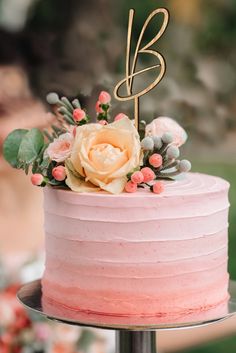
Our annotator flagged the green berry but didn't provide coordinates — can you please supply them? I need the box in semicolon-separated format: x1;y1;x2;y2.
141;137;154;151
162;132;173;144
166;146;180;159
152;136;163;149
179;160;191;173
46;92;60;105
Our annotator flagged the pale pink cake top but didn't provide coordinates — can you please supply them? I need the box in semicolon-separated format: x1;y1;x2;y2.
44;172;229;217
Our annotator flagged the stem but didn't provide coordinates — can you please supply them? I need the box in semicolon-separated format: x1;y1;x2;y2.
159;169;181;178
161;160;180;171
159;143;169;155
134;96;139;132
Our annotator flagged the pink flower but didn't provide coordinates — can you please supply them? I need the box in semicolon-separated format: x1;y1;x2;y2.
52;166;66;181
125;181;138;193
99;91;111;104
31;174;44;186
131;171;144;184
73;108;86;122
141;167;155;182
46;132;74;162
95;101;103;114
149;154;163;168
114;113;129;122
34;322;51;342
146;117;188;147
99;120;108;125
152;181;165;194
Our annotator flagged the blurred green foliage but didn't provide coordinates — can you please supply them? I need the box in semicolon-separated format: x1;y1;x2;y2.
192;163;236;278
199;1;236;55
181;335;236;353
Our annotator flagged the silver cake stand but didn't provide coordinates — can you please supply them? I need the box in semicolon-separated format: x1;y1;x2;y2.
18;279;236;353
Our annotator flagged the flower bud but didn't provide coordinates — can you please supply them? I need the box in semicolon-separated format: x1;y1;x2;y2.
99;91;111;104
95;101;103;114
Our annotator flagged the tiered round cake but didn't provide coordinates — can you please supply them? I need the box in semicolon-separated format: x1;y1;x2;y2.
42;172;230;323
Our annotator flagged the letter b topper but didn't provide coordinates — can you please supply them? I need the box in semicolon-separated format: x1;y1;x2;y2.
114;8;169;131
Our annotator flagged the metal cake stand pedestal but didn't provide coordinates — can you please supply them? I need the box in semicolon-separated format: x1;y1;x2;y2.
18;280;236;353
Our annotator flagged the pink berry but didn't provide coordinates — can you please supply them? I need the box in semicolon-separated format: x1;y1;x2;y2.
73;108;86;122
141;167;155;183
99;120;108;125
52;166;66;181
31;174;44;186
114;113;129;122
149;154;163;168
99;91;111;104
152;181;165;194
125;181;138;193
131;171;144;184
95;101;103;114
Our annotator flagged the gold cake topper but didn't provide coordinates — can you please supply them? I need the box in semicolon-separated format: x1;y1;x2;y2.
114;8;169;130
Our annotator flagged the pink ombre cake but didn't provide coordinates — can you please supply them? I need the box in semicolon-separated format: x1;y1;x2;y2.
42;172;230;323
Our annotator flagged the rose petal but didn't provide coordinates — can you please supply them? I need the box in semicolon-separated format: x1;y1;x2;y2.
65;166;100;193
95;176;127;194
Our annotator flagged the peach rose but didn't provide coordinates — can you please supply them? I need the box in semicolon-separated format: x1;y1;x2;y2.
146;117;187;147
65;117;141;194
46;132;74;162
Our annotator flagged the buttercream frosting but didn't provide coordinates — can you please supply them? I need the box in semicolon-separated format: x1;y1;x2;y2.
42;172;230;324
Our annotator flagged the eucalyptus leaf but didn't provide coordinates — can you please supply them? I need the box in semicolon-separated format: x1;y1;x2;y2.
40;157;50;171
43;129;54;142
18;128;45;165
72;99;81;109
3;129;28;168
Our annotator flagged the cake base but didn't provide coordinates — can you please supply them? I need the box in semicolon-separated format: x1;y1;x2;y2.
17;279;236;330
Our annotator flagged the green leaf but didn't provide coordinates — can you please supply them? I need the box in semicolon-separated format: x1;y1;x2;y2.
40;157;51;171
72;99;81;109
18;128;45;165
43;129;54;142
3;129;28;168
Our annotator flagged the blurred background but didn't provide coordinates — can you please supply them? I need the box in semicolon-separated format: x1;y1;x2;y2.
0;0;235;352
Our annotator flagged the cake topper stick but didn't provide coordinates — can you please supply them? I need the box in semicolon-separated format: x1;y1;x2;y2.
114;8;169;131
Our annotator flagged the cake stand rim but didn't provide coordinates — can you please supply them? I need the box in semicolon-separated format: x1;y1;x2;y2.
17;279;236;331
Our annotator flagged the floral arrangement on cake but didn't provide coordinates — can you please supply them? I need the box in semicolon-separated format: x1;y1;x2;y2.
3;90;191;195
